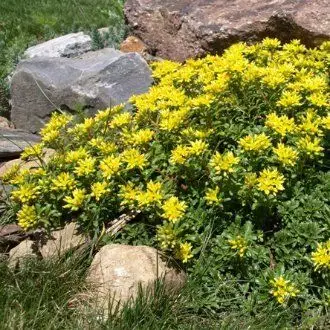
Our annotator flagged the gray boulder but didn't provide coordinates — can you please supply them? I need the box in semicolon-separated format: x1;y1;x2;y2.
125;0;330;62
24;32;93;59
10;48;152;133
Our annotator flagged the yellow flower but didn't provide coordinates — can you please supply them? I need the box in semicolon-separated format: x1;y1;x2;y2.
277;90;302;108
296;136;324;156
63;188;86;211
0;164;20;183
119;182;139;206
21;144;44;161
159;109;189;131
162;196;187;223
311;240;330;272
89;138;117;154
308;92;329;107
17;205;38;230
170;145;191;165
41;130;60;144
40;112;72;143
136;181;163;207
75;117;95;133
157;222;177;250
123;128;155;146
121;149;146;170
175;242;193;263
204;186;221;205
321;115;330;130
265;113;296;137
273;143;298;167
181;128;214;139
257;168;285;196
52;172;76;191
239;133;271;152
189;139;208;156
99;155;121;179
270;276;299;304
110;112;132;128
65;147;89;163
152;60;180;79
74;157;96;176
244;172;258;188
11;183;39;203
209;151;240;174
228;235;248;257
91;182;109;201
298;110;322;136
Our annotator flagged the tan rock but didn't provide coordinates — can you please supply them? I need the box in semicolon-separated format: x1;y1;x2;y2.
0;117;14;129
0;148;55;178
120;36;147;54
8;239;38;268
86;244;186;314
39;222;85;258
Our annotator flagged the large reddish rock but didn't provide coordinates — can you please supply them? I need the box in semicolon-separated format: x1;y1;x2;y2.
125;0;330;61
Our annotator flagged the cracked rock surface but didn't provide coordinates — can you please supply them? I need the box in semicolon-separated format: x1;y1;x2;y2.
10;48;152;133
125;0;330;62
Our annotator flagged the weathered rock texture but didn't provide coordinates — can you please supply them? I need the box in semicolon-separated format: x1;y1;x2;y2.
24;32;93;59
10;48;152;133
125;0;330;61
0;128;40;158
39;222;86;258
8;239;38;268
86;244;186;313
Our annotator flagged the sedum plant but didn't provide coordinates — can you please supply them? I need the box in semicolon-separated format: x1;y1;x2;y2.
2;39;330;309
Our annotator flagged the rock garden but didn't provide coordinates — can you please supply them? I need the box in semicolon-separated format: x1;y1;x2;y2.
0;0;329;328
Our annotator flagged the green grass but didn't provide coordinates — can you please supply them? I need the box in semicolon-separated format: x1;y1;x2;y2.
0;249;328;329
0;0;126;114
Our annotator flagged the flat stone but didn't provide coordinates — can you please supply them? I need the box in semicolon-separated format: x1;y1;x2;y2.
10;48;152;133
0;129;40;159
125;0;330;62
39;222;86;258
8;239;38;268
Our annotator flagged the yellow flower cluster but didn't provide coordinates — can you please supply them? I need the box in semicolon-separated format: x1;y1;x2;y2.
9;39;329;274
257;169;285;196
209;151;240;174
170;140;208;165
228;235;248;257
273;143;298;167
311;240;330;272
17;205;38;230
204;186;221;205
162;197;187;223
270;276;299;304
175;242;193;263
239;133;271;152
63;188;86;211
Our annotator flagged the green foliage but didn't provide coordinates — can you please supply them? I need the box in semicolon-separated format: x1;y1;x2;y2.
0;0;126;115
3;39;330;318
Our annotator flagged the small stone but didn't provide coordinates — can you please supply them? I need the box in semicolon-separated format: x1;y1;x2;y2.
120;36;147;54
86;244;186;315
39;222;86;258
0;117;14;129
8;239;38;268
